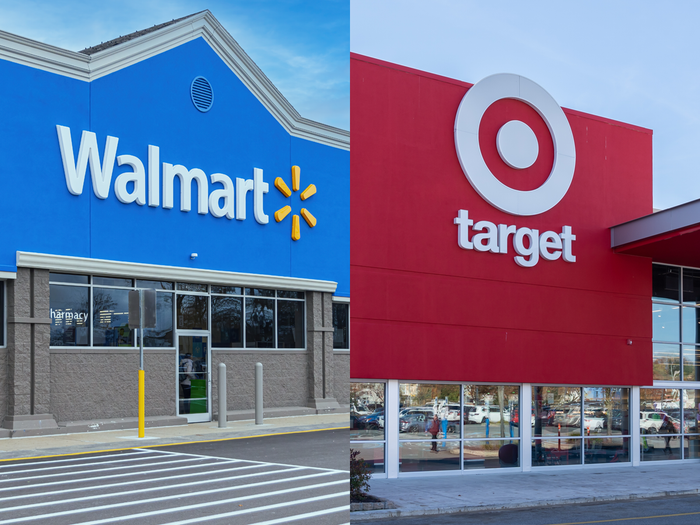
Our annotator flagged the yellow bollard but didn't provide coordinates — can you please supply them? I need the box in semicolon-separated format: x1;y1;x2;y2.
138;369;145;438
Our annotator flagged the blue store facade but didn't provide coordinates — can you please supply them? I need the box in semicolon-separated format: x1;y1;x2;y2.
0;11;349;436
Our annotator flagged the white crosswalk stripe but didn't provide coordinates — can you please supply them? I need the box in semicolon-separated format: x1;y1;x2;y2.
0;448;349;525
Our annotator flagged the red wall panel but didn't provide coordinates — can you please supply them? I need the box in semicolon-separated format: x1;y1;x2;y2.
351;54;653;385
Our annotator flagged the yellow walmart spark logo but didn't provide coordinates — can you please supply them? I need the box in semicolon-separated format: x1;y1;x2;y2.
274;165;317;241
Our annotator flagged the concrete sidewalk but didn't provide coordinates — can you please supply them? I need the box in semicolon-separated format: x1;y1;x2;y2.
351;462;700;520
0;412;348;460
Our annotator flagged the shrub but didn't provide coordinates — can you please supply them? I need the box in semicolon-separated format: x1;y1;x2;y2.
350;448;372;500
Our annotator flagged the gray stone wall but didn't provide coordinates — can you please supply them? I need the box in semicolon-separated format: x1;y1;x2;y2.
49;350;176;422
333;352;350;405
0;348;7;424
211;351;309;413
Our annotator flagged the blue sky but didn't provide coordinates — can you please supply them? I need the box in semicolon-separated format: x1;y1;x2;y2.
0;0;349;130
351;0;700;210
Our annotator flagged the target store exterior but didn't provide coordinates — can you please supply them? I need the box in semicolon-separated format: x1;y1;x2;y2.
350;54;700;475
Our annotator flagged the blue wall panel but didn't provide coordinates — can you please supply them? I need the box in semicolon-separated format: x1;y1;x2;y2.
0;37;349;293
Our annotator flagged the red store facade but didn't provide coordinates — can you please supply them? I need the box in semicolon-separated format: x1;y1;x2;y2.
350;53;700;476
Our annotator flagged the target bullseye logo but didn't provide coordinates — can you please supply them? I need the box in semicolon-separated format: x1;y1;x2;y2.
454;73;576;216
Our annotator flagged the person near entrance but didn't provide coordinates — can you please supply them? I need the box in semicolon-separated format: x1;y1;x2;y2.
428;414;440;452
180;353;195;414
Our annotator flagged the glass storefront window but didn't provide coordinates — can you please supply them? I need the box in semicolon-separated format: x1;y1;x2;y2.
211;296;242;348
640;388;682;462
246;297;274;347
177;294;208;330
137;280;174;290
50;284;89;346
399;440;461;473
533;386;581;437
463;439;520;470
464;384;520;440
682;346;700;381
211;285;242;295
351;383;385;441
652;303;680;342
583;387;629;437
143;293;174;347
653;265;680;302
653;343;681;381
278;290;304;299
682;268;700;304
332;303;349;349
277;300;304;348
533;438;583;466
50;273;88;284
93;276;133;287
93;287;133;347
682;306;700;344
177;282;208;292
246;288;274;297
351;443;385;475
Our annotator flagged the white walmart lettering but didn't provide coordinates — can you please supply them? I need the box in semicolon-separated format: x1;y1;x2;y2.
56;125;269;224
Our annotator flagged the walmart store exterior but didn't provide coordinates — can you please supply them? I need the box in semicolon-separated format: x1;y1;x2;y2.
0;12;349;437
351;54;700;475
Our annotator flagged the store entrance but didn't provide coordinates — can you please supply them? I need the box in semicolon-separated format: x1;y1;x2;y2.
177;332;210;423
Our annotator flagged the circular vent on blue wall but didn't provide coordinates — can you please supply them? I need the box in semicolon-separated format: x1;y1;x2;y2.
190;76;214;112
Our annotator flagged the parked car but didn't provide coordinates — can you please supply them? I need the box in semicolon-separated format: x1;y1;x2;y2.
639;411;667;434
468;405;510;424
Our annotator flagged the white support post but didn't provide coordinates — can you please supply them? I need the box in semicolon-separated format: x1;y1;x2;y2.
521;383;532;471
631;386;640;466
386;380;400;479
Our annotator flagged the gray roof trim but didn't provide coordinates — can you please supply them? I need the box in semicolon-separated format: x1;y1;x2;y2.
0;11;348;150
610;198;700;248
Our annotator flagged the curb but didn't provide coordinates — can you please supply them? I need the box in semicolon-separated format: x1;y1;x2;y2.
349;488;700;520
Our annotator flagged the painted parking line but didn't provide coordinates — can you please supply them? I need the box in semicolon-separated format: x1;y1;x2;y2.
552;511;700;524
0;448;349;525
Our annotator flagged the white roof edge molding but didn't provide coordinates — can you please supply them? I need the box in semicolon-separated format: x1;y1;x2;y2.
0;11;349;151
17;252;338;293
610;198;700;248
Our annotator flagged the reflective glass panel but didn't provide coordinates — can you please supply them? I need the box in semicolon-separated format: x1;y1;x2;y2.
533;386;581;437
682;307;700;344
178;335;208;415
682;346;700;382
50;273;88;284
652;265;680;302
683;389;700;434
177;295;208;330
93;288;133;347
583;437;629;464
93;276;133;287
351;383;385;440
398;440;461;472
463;439;520;470
532;438;582;466
333;303;349;349
464;384;520;439
177;282;208;292
583;387;630;436
143;293;173;347
653;343;681;381
400;384;460;441
641;434;682;461
245;298;274;347
277;300;304;348
351;443;385;474
278;290;304;299
211;285;242;295
683;268;700;304
137;280;173;290
652;304;680;342
211;296;242;348
684;436;700;459
246;288;274;297
50;284;90;346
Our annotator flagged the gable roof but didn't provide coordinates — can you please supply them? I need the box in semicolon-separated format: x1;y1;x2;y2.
0;10;348;150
